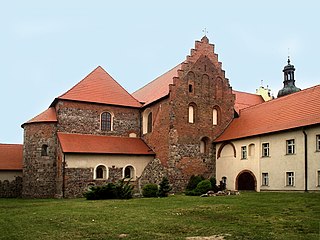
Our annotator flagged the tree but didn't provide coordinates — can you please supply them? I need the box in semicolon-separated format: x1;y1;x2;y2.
158;177;172;197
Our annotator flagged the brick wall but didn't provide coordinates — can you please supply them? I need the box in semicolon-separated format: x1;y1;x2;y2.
142;37;235;192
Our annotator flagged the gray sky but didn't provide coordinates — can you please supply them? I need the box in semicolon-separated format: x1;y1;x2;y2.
1;1;320;143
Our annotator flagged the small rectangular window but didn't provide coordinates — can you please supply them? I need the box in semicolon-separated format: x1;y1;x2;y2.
316;135;320;151
188;84;193;93
286;139;295;154
262;173;269;186
286;172;294;186
241;146;247;159
262;143;269;157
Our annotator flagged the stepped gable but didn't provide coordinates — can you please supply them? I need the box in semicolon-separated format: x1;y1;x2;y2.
23;107;57;126
215;84;320;142
0;144;23;170
57;66;141;108
58;133;155;155
233;90;264;113
133;36;231;106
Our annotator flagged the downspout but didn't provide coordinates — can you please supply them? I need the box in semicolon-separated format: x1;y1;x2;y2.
62;154;66;198
302;130;308;192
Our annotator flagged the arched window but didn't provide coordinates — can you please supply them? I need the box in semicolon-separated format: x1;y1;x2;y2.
123;165;135;179
188;104;196;123
200;137;210;154
147;112;152;133
101;112;112;131
213;109;218;125
41;144;48;156
94;165;107;179
142;109;152;134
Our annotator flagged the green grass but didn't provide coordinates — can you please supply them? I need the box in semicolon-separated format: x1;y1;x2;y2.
0;192;319;240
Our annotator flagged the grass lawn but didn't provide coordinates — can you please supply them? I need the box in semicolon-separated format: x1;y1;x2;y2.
0;192;319;240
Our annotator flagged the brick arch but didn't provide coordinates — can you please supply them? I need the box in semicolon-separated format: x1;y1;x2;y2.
235;170;257;191
217;141;236;159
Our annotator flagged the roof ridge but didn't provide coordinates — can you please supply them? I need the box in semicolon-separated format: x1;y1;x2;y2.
0;143;23;146
57;132;136;140
239;84;320;114
132;63;182;94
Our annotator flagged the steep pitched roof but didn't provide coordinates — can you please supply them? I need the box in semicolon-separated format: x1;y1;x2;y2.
215;85;320;142
58;66;141;108
58;133;155;155
0;144;23;170
233;90;265;113
24;107;57;125
132;64;182;106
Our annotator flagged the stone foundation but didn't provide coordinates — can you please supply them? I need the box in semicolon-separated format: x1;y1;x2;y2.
0;177;22;198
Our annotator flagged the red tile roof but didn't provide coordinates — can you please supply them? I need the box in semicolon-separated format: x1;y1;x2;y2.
58;66;141;108
0;144;23;170
233;90;265;113
58;133;155;155
24;107;57;125
215;85;320;142
132;64;182;106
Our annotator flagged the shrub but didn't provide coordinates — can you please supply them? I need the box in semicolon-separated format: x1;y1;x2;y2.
195;180;212;195
158;177;172;197
142;183;158;198
186;175;205;191
210;177;219;193
84;179;133;200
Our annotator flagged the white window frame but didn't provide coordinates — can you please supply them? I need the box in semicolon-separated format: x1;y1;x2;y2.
100;111;114;131
241;146;247;159
286;139;295;155
94;164;108;180
286;172;295;186
123;165;136;180
316;135;320;152
212;108;218;125
262;173;269;186
262;143;269;157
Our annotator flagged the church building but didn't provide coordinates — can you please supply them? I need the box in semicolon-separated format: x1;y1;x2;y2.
1;36;319;198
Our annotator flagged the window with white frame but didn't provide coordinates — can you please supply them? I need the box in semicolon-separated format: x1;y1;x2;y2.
101;112;113;131
123;165;135;179
286;172;294;186
316;135;320;151
262;143;269;157
286;139;295;154
241;146;247;159
95;165;107;179
262;173;269;186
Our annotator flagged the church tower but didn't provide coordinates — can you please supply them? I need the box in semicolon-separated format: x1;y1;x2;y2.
277;58;301;97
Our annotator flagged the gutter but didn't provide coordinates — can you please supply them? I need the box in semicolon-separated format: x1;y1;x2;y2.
302;130;308;192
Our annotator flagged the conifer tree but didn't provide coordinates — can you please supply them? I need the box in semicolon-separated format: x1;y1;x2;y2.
158;177;172;197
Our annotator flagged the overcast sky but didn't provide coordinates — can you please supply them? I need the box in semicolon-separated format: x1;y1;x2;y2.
1;1;320;143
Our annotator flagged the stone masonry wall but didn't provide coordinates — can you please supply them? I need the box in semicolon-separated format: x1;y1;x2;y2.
0;177;22;198
56;101;141;137
22;123;58;198
64;167;124;198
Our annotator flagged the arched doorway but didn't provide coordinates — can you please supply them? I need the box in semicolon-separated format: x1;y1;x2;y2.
236;170;256;191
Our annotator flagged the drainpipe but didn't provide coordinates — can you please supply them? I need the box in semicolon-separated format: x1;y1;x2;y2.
302;130;308;192
62;154;66;198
